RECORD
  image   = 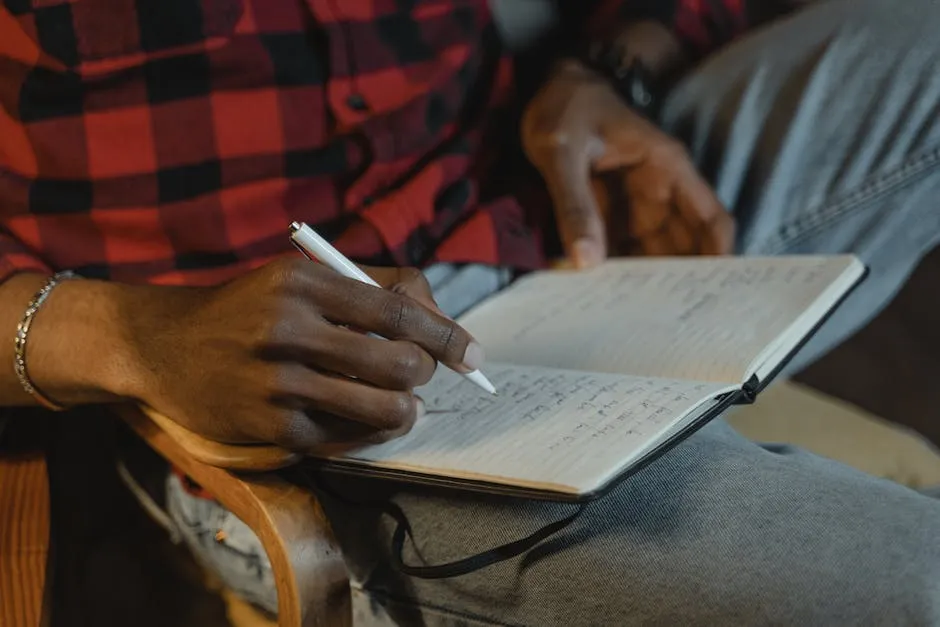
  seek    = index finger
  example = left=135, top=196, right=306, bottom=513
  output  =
left=541, top=142, right=608, bottom=269
left=365, top=266, right=450, bottom=319
left=315, top=276, right=482, bottom=371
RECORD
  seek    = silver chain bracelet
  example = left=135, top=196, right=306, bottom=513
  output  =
left=13, top=271, right=78, bottom=411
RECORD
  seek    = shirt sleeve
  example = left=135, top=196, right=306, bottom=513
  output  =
left=0, top=228, right=51, bottom=285
left=581, top=0, right=799, bottom=60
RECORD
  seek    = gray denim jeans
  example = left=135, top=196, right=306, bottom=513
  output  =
left=166, top=0, right=940, bottom=623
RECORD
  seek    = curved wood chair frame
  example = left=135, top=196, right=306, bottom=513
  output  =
left=117, top=406, right=352, bottom=627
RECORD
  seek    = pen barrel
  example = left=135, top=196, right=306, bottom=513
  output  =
left=289, top=221, right=496, bottom=394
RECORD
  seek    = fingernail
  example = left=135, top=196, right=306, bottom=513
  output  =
left=415, top=396, right=426, bottom=419
left=585, top=136, right=606, bottom=160
left=573, top=239, right=602, bottom=269
left=461, top=341, right=485, bottom=371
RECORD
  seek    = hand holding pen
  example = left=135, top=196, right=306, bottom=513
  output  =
left=290, top=221, right=497, bottom=395
left=113, top=249, right=485, bottom=453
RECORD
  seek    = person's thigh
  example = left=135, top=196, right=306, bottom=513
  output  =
left=320, top=418, right=940, bottom=626
left=660, top=0, right=940, bottom=373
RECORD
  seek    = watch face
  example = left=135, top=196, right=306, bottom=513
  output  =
left=632, top=81, right=653, bottom=107
left=582, top=41, right=658, bottom=116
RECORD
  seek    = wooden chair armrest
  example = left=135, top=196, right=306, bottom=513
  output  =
left=117, top=406, right=351, bottom=627
left=0, top=451, right=51, bottom=627
left=138, top=405, right=298, bottom=471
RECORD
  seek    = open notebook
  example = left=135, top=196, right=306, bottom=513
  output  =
left=313, top=255, right=866, bottom=502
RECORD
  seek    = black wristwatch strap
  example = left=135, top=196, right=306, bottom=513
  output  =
left=579, top=41, right=660, bottom=120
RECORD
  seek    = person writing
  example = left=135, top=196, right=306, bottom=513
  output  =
left=3, top=0, right=940, bottom=623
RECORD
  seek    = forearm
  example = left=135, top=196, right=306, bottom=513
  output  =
left=0, top=273, right=142, bottom=407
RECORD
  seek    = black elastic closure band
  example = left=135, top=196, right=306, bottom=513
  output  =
left=303, top=467, right=585, bottom=580
left=387, top=500, right=584, bottom=579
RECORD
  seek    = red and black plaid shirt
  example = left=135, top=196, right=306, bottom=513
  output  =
left=0, top=0, right=791, bottom=287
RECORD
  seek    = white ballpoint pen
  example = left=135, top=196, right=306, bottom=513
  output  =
left=289, top=221, right=497, bottom=395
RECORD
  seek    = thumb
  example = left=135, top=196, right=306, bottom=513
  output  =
left=540, top=137, right=608, bottom=269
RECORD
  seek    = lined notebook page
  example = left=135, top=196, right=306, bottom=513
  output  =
left=330, top=365, right=730, bottom=495
left=458, top=256, right=860, bottom=384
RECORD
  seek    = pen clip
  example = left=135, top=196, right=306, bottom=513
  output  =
left=290, top=236, right=315, bottom=262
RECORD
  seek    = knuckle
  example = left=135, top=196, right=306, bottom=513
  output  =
left=269, top=360, right=297, bottom=388
left=266, top=365, right=315, bottom=410
left=437, top=322, right=465, bottom=363
left=268, top=257, right=328, bottom=297
left=251, top=315, right=275, bottom=346
left=545, top=129, right=573, bottom=149
left=398, top=267, right=426, bottom=287
left=263, top=315, right=296, bottom=346
left=388, top=343, right=426, bottom=388
left=269, top=410, right=316, bottom=449
left=548, top=141, right=581, bottom=169
left=268, top=257, right=306, bottom=288
left=656, top=138, right=688, bottom=163
left=522, top=106, right=556, bottom=137
left=251, top=315, right=281, bottom=348
left=390, top=267, right=432, bottom=300
left=529, top=129, right=575, bottom=165
left=645, top=181, right=672, bottom=204
left=379, top=294, right=414, bottom=333
left=252, top=309, right=308, bottom=352
left=381, top=393, right=417, bottom=431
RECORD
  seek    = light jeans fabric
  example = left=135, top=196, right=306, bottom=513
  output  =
left=166, top=0, right=940, bottom=623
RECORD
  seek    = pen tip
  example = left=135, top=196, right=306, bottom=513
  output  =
left=463, top=369, right=497, bottom=395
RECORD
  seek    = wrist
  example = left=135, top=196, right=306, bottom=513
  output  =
left=560, top=41, right=653, bottom=120
left=548, top=53, right=659, bottom=122
left=587, top=20, right=688, bottom=79
left=24, top=277, right=150, bottom=405
left=570, top=20, right=688, bottom=119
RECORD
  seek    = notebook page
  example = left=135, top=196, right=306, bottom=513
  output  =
left=326, top=365, right=731, bottom=495
left=458, top=255, right=859, bottom=384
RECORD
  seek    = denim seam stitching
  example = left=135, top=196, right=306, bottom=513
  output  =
left=758, top=145, right=940, bottom=254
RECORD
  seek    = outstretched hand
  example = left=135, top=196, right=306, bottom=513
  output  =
left=522, top=61, right=735, bottom=268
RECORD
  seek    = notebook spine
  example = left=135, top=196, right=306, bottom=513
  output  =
left=740, top=374, right=761, bottom=404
